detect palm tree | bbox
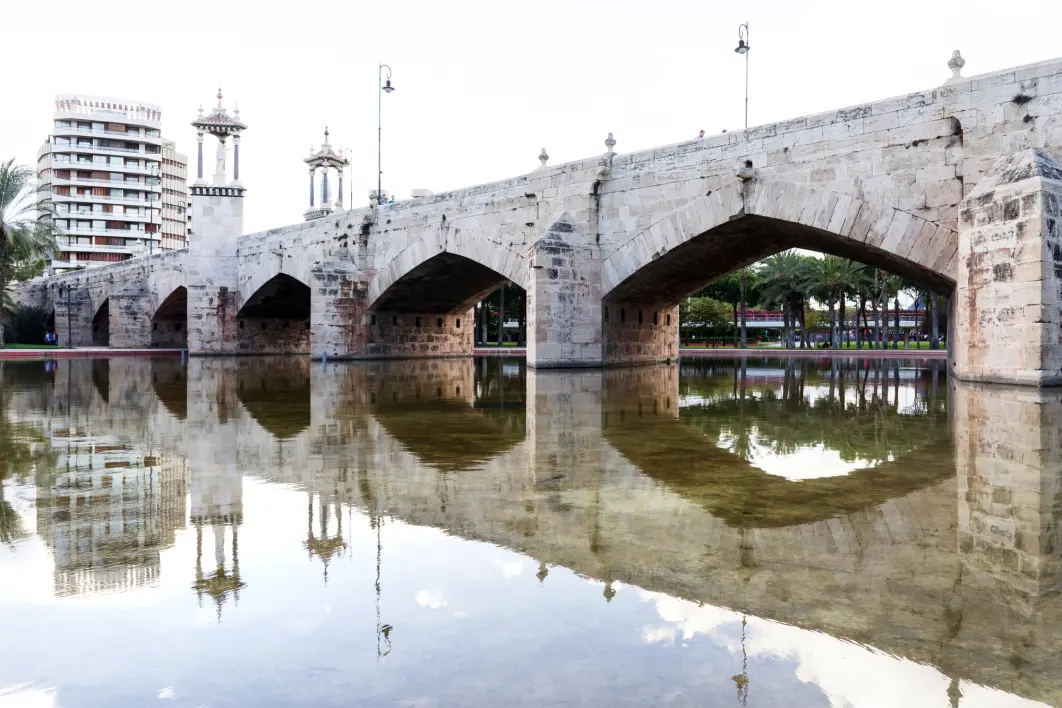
[929,291,942,349]
[806,256,861,349]
[886,275,904,350]
[738,267,755,349]
[1,159,56,346]
[756,251,809,349]
[896,278,921,348]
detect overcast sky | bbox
[4,0,1061,234]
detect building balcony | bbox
[52,176,161,190]
[48,161,160,176]
[53,108,160,132]
[54,142,162,159]
[60,226,155,239]
[56,210,153,222]
[45,193,154,206]
[53,126,165,145]
[56,242,143,256]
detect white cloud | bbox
[0,684,59,708]
[158,687,176,700]
[638,591,1051,708]
[498,560,524,579]
[641,625,678,645]
[415,589,447,610]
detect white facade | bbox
[161,139,189,251]
[36,95,186,272]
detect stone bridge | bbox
[16,56,1062,384]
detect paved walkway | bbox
[680,347,948,358]
[472,347,527,356]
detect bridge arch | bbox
[599,179,958,363]
[236,272,311,354]
[90,298,110,347]
[366,227,528,313]
[151,286,188,348]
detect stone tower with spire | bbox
[189,88,247,251]
[304,127,349,221]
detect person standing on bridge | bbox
[699,130,705,138]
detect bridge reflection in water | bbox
[0,355,1058,707]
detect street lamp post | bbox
[377,64,395,205]
[734,22,750,130]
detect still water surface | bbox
[0,356,1058,707]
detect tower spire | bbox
[303,125,350,221]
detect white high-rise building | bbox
[36,95,188,272]
[161,139,189,251]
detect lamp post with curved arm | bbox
[378,64,395,205]
[734,22,750,130]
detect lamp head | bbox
[383,79,395,94]
[735,39,749,54]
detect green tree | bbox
[679,296,732,344]
[1,159,56,346]
[737,268,759,348]
[700,274,742,347]
[756,251,810,349]
[806,255,862,349]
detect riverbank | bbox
[0,347,183,361]
[0,346,948,361]
[680,347,948,359]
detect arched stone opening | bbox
[151,287,188,349]
[366,358,526,470]
[152,358,187,420]
[235,358,311,440]
[236,274,311,354]
[602,204,956,364]
[366,252,511,358]
[91,299,110,347]
[599,363,953,529]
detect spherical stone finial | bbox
[947,50,965,83]
[324,126,330,143]
[539,148,549,167]
[605,132,616,154]
[217,88,223,103]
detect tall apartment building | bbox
[161,139,189,251]
[36,95,188,272]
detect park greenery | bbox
[690,250,947,350]
[1,158,56,346]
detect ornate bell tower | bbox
[189,89,247,250]
[303,127,349,221]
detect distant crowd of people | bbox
[44,330,60,346]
